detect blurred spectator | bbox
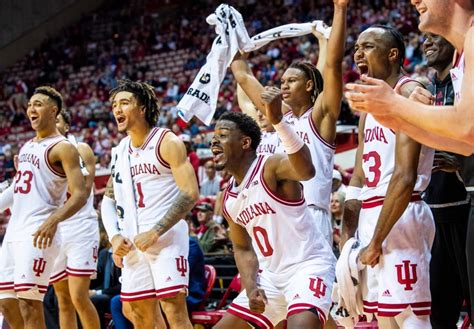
[195,203,229,254]
[332,169,347,193]
[180,134,200,181]
[200,160,222,199]
[330,191,345,257]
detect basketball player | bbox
[231,0,348,244]
[0,86,88,329]
[100,79,198,329]
[213,88,335,329]
[340,26,435,328]
[49,109,100,329]
[345,1,474,155]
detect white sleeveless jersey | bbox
[57,136,98,242]
[128,127,180,227]
[450,51,464,102]
[359,77,434,200]
[256,131,280,156]
[5,135,68,242]
[222,155,335,273]
[278,108,335,210]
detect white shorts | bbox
[50,239,99,284]
[357,197,435,317]
[309,206,332,246]
[228,260,335,328]
[120,220,189,302]
[0,240,59,301]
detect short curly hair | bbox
[109,79,160,127]
[33,86,63,115]
[218,112,261,150]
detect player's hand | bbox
[32,218,58,249]
[261,87,283,125]
[112,254,124,268]
[248,288,268,314]
[433,152,460,173]
[134,230,160,252]
[409,86,434,105]
[345,75,399,122]
[312,23,328,40]
[334,0,349,7]
[111,235,133,257]
[359,243,382,267]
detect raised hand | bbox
[260,87,283,125]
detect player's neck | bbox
[445,11,473,52]
[128,124,153,148]
[35,126,60,141]
[385,71,404,89]
[230,153,257,186]
[290,102,312,118]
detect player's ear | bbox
[306,80,314,93]
[389,48,399,64]
[241,136,252,150]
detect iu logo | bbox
[175,256,188,277]
[199,73,210,84]
[33,258,47,277]
[92,246,98,263]
[309,277,327,298]
[395,260,417,291]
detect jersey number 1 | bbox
[136,182,145,208]
[253,226,273,257]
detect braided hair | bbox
[109,79,160,127]
[288,62,324,103]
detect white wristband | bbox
[273,120,305,154]
[345,186,361,201]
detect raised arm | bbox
[33,141,88,249]
[261,87,315,183]
[237,84,259,121]
[314,28,328,75]
[340,114,366,250]
[312,0,348,143]
[134,133,199,251]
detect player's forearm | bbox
[233,246,259,293]
[101,196,121,240]
[0,185,13,212]
[153,190,197,236]
[370,171,416,246]
[286,146,315,180]
[49,190,88,224]
[315,37,327,75]
[341,199,361,246]
[325,3,347,68]
[396,116,473,155]
[396,96,474,151]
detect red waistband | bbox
[362,193,421,209]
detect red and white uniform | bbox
[450,51,464,103]
[256,131,280,156]
[357,77,435,317]
[50,137,99,284]
[0,135,67,300]
[279,108,335,243]
[113,127,189,302]
[222,155,335,328]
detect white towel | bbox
[177,4,331,126]
[250,20,331,50]
[334,237,366,327]
[111,137,138,239]
[177,4,253,125]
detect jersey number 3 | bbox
[363,151,381,187]
[14,170,33,194]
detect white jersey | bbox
[359,77,434,201]
[450,51,464,102]
[5,135,68,242]
[57,136,98,242]
[128,127,180,227]
[256,131,280,155]
[222,155,335,273]
[279,108,335,211]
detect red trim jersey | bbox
[223,155,335,273]
[256,131,280,156]
[6,135,68,242]
[359,77,434,201]
[127,127,180,227]
[279,108,335,210]
[450,51,464,103]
